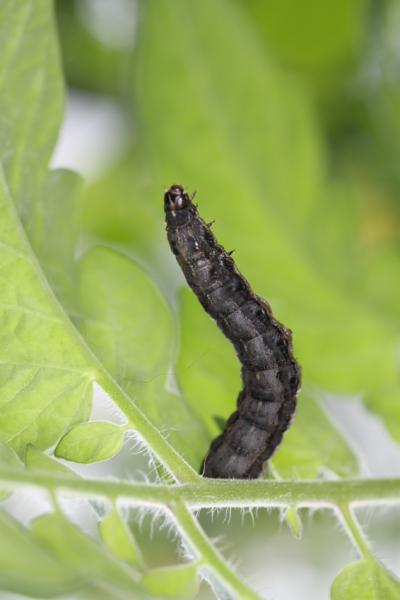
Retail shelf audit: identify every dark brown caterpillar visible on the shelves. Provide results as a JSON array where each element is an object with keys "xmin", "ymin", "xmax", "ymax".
[{"xmin": 164, "ymin": 184, "xmax": 301, "ymax": 479}]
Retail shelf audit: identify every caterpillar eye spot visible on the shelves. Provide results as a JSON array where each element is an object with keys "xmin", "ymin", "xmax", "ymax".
[
  {"xmin": 164, "ymin": 184, "xmax": 190, "ymax": 211},
  {"xmin": 165, "ymin": 185, "xmax": 301, "ymax": 479}
]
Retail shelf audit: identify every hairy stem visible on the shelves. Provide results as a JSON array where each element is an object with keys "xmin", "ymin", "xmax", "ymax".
[
  {"xmin": 97, "ymin": 373, "xmax": 201, "ymax": 483},
  {"xmin": 172, "ymin": 500, "xmax": 262, "ymax": 600},
  {"xmin": 338, "ymin": 504, "xmax": 373, "ymax": 560},
  {"xmin": 1, "ymin": 467, "xmax": 400, "ymax": 507}
]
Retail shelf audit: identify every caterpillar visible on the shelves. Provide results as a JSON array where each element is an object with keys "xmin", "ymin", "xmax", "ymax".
[{"xmin": 164, "ymin": 184, "xmax": 301, "ymax": 479}]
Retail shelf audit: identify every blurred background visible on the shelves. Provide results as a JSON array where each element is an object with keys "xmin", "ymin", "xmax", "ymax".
[{"xmin": 23, "ymin": 0, "xmax": 400, "ymax": 598}]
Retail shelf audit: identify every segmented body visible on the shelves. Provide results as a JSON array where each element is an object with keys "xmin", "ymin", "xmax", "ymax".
[{"xmin": 164, "ymin": 185, "xmax": 301, "ymax": 479}]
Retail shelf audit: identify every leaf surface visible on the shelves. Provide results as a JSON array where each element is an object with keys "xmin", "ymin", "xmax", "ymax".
[
  {"xmin": 0, "ymin": 440, "xmax": 23, "ymax": 500},
  {"xmin": 242, "ymin": 0, "xmax": 368, "ymax": 75},
  {"xmin": 75, "ymin": 246, "xmax": 209, "ymax": 469},
  {"xmin": 272, "ymin": 395, "xmax": 358, "ymax": 479},
  {"xmin": 55, "ymin": 421, "xmax": 126, "ymax": 463},
  {"xmin": 31, "ymin": 513, "xmax": 147, "ymax": 596},
  {"xmin": 0, "ymin": 169, "xmax": 94, "ymax": 456},
  {"xmin": 25, "ymin": 444, "xmax": 78, "ymax": 476},
  {"xmin": 0, "ymin": 1, "xmax": 96, "ymax": 458},
  {"xmin": 0, "ymin": 509, "xmax": 81, "ymax": 597},
  {"xmin": 141, "ymin": 563, "xmax": 199, "ymax": 599},
  {"xmin": 331, "ymin": 559, "xmax": 400, "ymax": 600},
  {"xmin": 284, "ymin": 506, "xmax": 302, "ymax": 539},
  {"xmin": 0, "ymin": 0, "xmax": 63, "ymax": 223},
  {"xmin": 99, "ymin": 508, "xmax": 145, "ymax": 569}
]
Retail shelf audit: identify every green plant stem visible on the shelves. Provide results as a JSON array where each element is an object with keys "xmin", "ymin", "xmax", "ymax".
[
  {"xmin": 8, "ymin": 462, "xmax": 394, "ymax": 599},
  {"xmin": 172, "ymin": 500, "xmax": 262, "ymax": 600},
  {"xmin": 96, "ymin": 371, "xmax": 201, "ymax": 483},
  {"xmin": 339, "ymin": 503, "xmax": 373, "ymax": 560},
  {"xmin": 1, "ymin": 467, "xmax": 400, "ymax": 507}
]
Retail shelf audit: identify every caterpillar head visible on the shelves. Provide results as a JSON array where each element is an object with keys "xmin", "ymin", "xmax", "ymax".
[{"xmin": 164, "ymin": 184, "xmax": 191, "ymax": 214}]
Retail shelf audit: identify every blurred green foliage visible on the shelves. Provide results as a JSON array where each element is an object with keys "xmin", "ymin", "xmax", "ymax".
[
  {"xmin": 244, "ymin": 0, "xmax": 368, "ymax": 77},
  {"xmin": 55, "ymin": 0, "xmax": 400, "ymax": 470},
  {"xmin": 56, "ymin": 0, "xmax": 131, "ymax": 94}
]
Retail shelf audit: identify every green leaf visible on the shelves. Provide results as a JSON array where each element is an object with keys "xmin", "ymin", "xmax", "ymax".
[
  {"xmin": 33, "ymin": 169, "xmax": 84, "ymax": 313},
  {"xmin": 331, "ymin": 559, "xmax": 400, "ymax": 600},
  {"xmin": 25, "ymin": 444, "xmax": 78, "ymax": 477},
  {"xmin": 0, "ymin": 168, "xmax": 94, "ymax": 456},
  {"xmin": 0, "ymin": 3, "xmax": 96, "ymax": 458},
  {"xmin": 77, "ymin": 247, "xmax": 173, "ymax": 388},
  {"xmin": 283, "ymin": 506, "xmax": 302, "ymax": 540},
  {"xmin": 272, "ymin": 395, "xmax": 359, "ymax": 479},
  {"xmin": 99, "ymin": 508, "xmax": 145, "ymax": 569},
  {"xmin": 134, "ymin": 0, "xmax": 323, "ymax": 228},
  {"xmin": 141, "ymin": 563, "xmax": 199, "ymax": 599},
  {"xmin": 0, "ymin": 440, "xmax": 23, "ymax": 469},
  {"xmin": 31, "ymin": 513, "xmax": 146, "ymax": 596},
  {"xmin": 0, "ymin": 0, "xmax": 63, "ymax": 223},
  {"xmin": 75, "ymin": 246, "xmax": 209, "ymax": 470},
  {"xmin": 56, "ymin": 1, "xmax": 131, "ymax": 95},
  {"xmin": 83, "ymin": 151, "xmax": 160, "ymax": 252},
  {"xmin": 243, "ymin": 0, "xmax": 368, "ymax": 76},
  {"xmin": 55, "ymin": 421, "xmax": 125, "ymax": 464},
  {"xmin": 0, "ymin": 440, "xmax": 23, "ymax": 500},
  {"xmin": 0, "ymin": 509, "xmax": 81, "ymax": 597}
]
